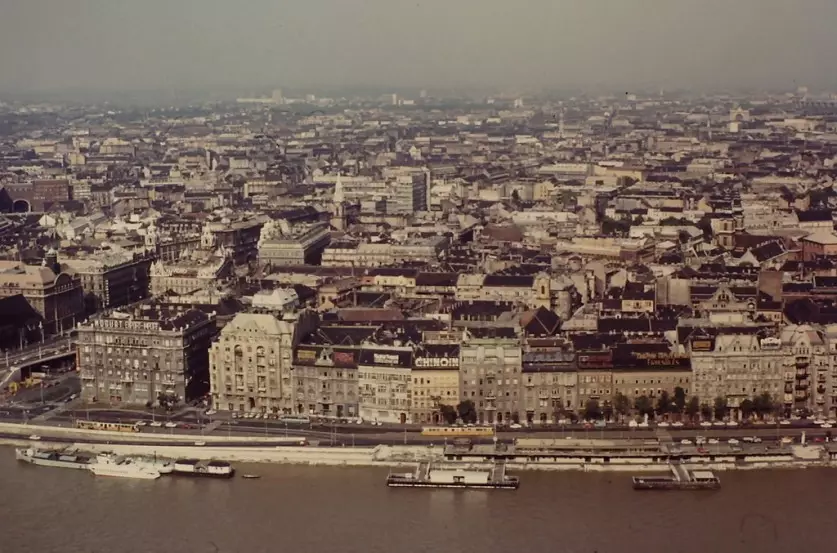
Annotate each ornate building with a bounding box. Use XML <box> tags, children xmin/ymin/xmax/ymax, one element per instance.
<box><xmin>77</xmin><ymin>305</ymin><xmax>215</xmax><ymax>405</ymax></box>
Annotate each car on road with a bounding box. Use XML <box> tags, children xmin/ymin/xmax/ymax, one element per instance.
<box><xmin>509</xmin><ymin>423</ymin><xmax>523</xmax><ymax>430</ymax></box>
<box><xmin>779</xmin><ymin>420</ymin><xmax>791</xmax><ymax>426</ymax></box>
<box><xmin>726</xmin><ymin>421</ymin><xmax>738</xmax><ymax>427</ymax></box>
<box><xmin>680</xmin><ymin>439</ymin><xmax>692</xmax><ymax>445</ymax></box>
<box><xmin>164</xmin><ymin>422</ymin><xmax>177</xmax><ymax>429</ymax></box>
<box><xmin>700</xmin><ymin>421</ymin><xmax>712</xmax><ymax>427</ymax></box>
<box><xmin>28</xmin><ymin>435</ymin><xmax>41</xmax><ymax>440</ymax></box>
<box><xmin>135</xmin><ymin>420</ymin><xmax>147</xmax><ymax>427</ymax></box>
<box><xmin>671</xmin><ymin>421</ymin><xmax>684</xmax><ymax>428</ymax></box>
<box><xmin>821</xmin><ymin>423</ymin><xmax>833</xmax><ymax>429</ymax></box>
<box><xmin>781</xmin><ymin>436</ymin><xmax>794</xmax><ymax>444</ymax></box>
<box><xmin>205</xmin><ymin>409</ymin><xmax>217</xmax><ymax>416</ymax></box>
<box><xmin>713</xmin><ymin>421</ymin><xmax>726</xmax><ymax>427</ymax></box>
<box><xmin>695</xmin><ymin>436</ymin><xmax>706</xmax><ymax>445</ymax></box>
<box><xmin>708</xmin><ymin>438</ymin><xmax>720</xmax><ymax>445</ymax></box>
<box><xmin>149</xmin><ymin>421</ymin><xmax>163</xmax><ymax>428</ymax></box>
<box><xmin>657</xmin><ymin>421</ymin><xmax>670</xmax><ymax>427</ymax></box>
<box><xmin>728</xmin><ymin>438</ymin><xmax>740</xmax><ymax>445</ymax></box>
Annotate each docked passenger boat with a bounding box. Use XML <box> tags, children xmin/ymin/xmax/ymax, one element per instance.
<box><xmin>15</xmin><ymin>447</ymin><xmax>94</xmax><ymax>470</ymax></box>
<box><xmin>89</xmin><ymin>454</ymin><xmax>161</xmax><ymax>480</ymax></box>
<box><xmin>387</xmin><ymin>462</ymin><xmax>519</xmax><ymax>490</ymax></box>
<box><xmin>172</xmin><ymin>459</ymin><xmax>235</xmax><ymax>478</ymax></box>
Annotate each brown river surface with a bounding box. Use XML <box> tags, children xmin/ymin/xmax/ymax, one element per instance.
<box><xmin>1</xmin><ymin>446</ymin><xmax>834</xmax><ymax>553</ymax></box>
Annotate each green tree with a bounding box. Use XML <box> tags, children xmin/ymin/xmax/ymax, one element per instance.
<box><xmin>438</xmin><ymin>404</ymin><xmax>458</xmax><ymax>425</ymax></box>
<box><xmin>584</xmin><ymin>399</ymin><xmax>603</xmax><ymax>421</ymax></box>
<box><xmin>456</xmin><ymin>400</ymin><xmax>477</xmax><ymax>424</ymax></box>
<box><xmin>713</xmin><ymin>396</ymin><xmax>728</xmax><ymax>421</ymax></box>
<box><xmin>700</xmin><ymin>403</ymin><xmax>713</xmax><ymax>421</ymax></box>
<box><xmin>753</xmin><ymin>391</ymin><xmax>774</xmax><ymax>419</ymax></box>
<box><xmin>685</xmin><ymin>396</ymin><xmax>701</xmax><ymax>421</ymax></box>
<box><xmin>739</xmin><ymin>399</ymin><xmax>755</xmax><ymax>420</ymax></box>
<box><xmin>614</xmin><ymin>393</ymin><xmax>631</xmax><ymax>421</ymax></box>
<box><xmin>673</xmin><ymin>387</ymin><xmax>687</xmax><ymax>414</ymax></box>
<box><xmin>634</xmin><ymin>395</ymin><xmax>654</xmax><ymax>418</ymax></box>
<box><xmin>656</xmin><ymin>391</ymin><xmax>672</xmax><ymax>417</ymax></box>
<box><xmin>602</xmin><ymin>401</ymin><xmax>614</xmax><ymax>422</ymax></box>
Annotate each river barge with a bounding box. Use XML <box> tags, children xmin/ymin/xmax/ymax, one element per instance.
<box><xmin>172</xmin><ymin>459</ymin><xmax>235</xmax><ymax>478</ymax></box>
<box><xmin>15</xmin><ymin>447</ymin><xmax>95</xmax><ymax>470</ymax></box>
<box><xmin>387</xmin><ymin>462</ymin><xmax>519</xmax><ymax>490</ymax></box>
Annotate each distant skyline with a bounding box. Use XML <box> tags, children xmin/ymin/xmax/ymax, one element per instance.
<box><xmin>2</xmin><ymin>0</ymin><xmax>837</xmax><ymax>96</ymax></box>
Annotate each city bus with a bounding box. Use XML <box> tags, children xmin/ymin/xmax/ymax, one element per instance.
<box><xmin>420</xmin><ymin>426</ymin><xmax>495</xmax><ymax>438</ymax></box>
<box><xmin>75</xmin><ymin>420</ymin><xmax>140</xmax><ymax>433</ymax></box>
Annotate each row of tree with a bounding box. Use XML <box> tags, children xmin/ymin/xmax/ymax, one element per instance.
<box><xmin>437</xmin><ymin>390</ymin><xmax>781</xmax><ymax>425</ymax></box>
<box><xmin>582</xmin><ymin>389</ymin><xmax>780</xmax><ymax>422</ymax></box>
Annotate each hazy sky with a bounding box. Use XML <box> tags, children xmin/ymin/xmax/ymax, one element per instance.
<box><xmin>2</xmin><ymin>0</ymin><xmax>837</xmax><ymax>94</ymax></box>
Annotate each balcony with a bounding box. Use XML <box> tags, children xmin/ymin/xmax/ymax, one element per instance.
<box><xmin>524</xmin><ymin>381</ymin><xmax>535</xmax><ymax>388</ymax></box>
<box><xmin>796</xmin><ymin>371</ymin><xmax>808</xmax><ymax>379</ymax></box>
<box><xmin>538</xmin><ymin>390</ymin><xmax>550</xmax><ymax>400</ymax></box>
<box><xmin>321</xmin><ymin>396</ymin><xmax>332</xmax><ymax>404</ymax></box>
<box><xmin>795</xmin><ymin>383</ymin><xmax>809</xmax><ymax>391</ymax></box>
<box><xmin>796</xmin><ymin>358</ymin><xmax>810</xmax><ymax>368</ymax></box>
<box><xmin>485</xmin><ymin>393</ymin><xmax>497</xmax><ymax>400</ymax></box>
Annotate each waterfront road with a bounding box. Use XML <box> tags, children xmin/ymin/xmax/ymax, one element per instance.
<box><xmin>1</xmin><ymin>414</ymin><xmax>834</xmax><ymax>447</ymax></box>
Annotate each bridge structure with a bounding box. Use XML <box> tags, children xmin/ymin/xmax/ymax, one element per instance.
<box><xmin>0</xmin><ymin>339</ymin><xmax>77</xmax><ymax>390</ymax></box>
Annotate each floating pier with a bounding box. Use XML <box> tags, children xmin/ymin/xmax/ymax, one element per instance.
<box><xmin>632</xmin><ymin>462</ymin><xmax>720</xmax><ymax>490</ymax></box>
<box><xmin>387</xmin><ymin>461</ymin><xmax>519</xmax><ymax>490</ymax></box>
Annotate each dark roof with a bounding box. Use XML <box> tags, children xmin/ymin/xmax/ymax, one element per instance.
<box><xmin>415</xmin><ymin>272</ymin><xmax>458</xmax><ymax>287</ymax></box>
<box><xmin>796</xmin><ymin>209</ymin><xmax>833</xmax><ymax>223</ymax></box>
<box><xmin>520</xmin><ymin>307</ymin><xmax>561</xmax><ymax>337</ymax></box>
<box><xmin>483</xmin><ymin>274</ymin><xmax>535</xmax><ymax>287</ymax></box>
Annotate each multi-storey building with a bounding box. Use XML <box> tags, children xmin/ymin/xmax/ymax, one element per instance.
<box><xmin>357</xmin><ymin>345</ymin><xmax>413</xmax><ymax>424</ymax></box>
<box><xmin>781</xmin><ymin>325</ymin><xmax>829</xmax><ymax>416</ymax></box>
<box><xmin>690</xmin><ymin>333</ymin><xmax>786</xmax><ymax>415</ymax></box>
<box><xmin>150</xmin><ymin>255</ymin><xmax>232</xmax><ymax>296</ymax></box>
<box><xmin>459</xmin><ymin>330</ymin><xmax>523</xmax><ymax>424</ymax></box>
<box><xmin>0</xmin><ymin>257</ymin><xmax>84</xmax><ymax>335</ymax></box>
<box><xmin>200</xmin><ymin>217</ymin><xmax>265</xmax><ymax>266</ymax></box>
<box><xmin>209</xmin><ymin>312</ymin><xmax>316</xmax><ymax>413</ymax></box>
<box><xmin>410</xmin><ymin>344</ymin><xmax>460</xmax><ymax>424</ymax></box>
<box><xmin>292</xmin><ymin>344</ymin><xmax>359</xmax><ymax>417</ymax></box>
<box><xmin>257</xmin><ymin>221</ymin><xmax>331</xmax><ymax>266</ymax></box>
<box><xmin>61</xmin><ymin>250</ymin><xmax>155</xmax><ymax>313</ymax></box>
<box><xmin>521</xmin><ymin>338</ymin><xmax>577</xmax><ymax>423</ymax></box>
<box><xmin>77</xmin><ymin>304</ymin><xmax>215</xmax><ymax>405</ymax></box>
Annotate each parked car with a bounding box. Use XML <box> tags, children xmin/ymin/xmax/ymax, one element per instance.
<box><xmin>671</xmin><ymin>421</ymin><xmax>684</xmax><ymax>428</ymax></box>
<box><xmin>149</xmin><ymin>421</ymin><xmax>163</xmax><ymax>428</ymax></box>
<box><xmin>728</xmin><ymin>438</ymin><xmax>740</xmax><ymax>445</ymax></box>
<box><xmin>135</xmin><ymin>420</ymin><xmax>147</xmax><ymax>427</ymax></box>
<box><xmin>657</xmin><ymin>421</ymin><xmax>670</xmax><ymax>428</ymax></box>
<box><xmin>164</xmin><ymin>422</ymin><xmax>177</xmax><ymax>429</ymax></box>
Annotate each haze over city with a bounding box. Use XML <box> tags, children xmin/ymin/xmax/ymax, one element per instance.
<box><xmin>2</xmin><ymin>0</ymin><xmax>837</xmax><ymax>96</ymax></box>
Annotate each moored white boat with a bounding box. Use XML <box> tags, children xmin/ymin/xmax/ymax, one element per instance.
<box><xmin>89</xmin><ymin>454</ymin><xmax>160</xmax><ymax>480</ymax></box>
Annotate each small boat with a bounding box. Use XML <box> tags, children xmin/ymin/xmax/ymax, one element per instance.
<box><xmin>242</xmin><ymin>474</ymin><xmax>261</xmax><ymax>479</ymax></box>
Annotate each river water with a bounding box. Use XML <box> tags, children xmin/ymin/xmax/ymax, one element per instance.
<box><xmin>1</xmin><ymin>447</ymin><xmax>834</xmax><ymax>553</ymax></box>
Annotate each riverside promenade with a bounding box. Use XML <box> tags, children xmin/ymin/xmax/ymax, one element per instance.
<box><xmin>4</xmin><ymin>421</ymin><xmax>837</xmax><ymax>473</ymax></box>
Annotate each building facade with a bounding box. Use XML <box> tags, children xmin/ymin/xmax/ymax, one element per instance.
<box><xmin>77</xmin><ymin>305</ymin><xmax>215</xmax><ymax>405</ymax></box>
<box><xmin>459</xmin><ymin>333</ymin><xmax>523</xmax><ymax>424</ymax></box>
